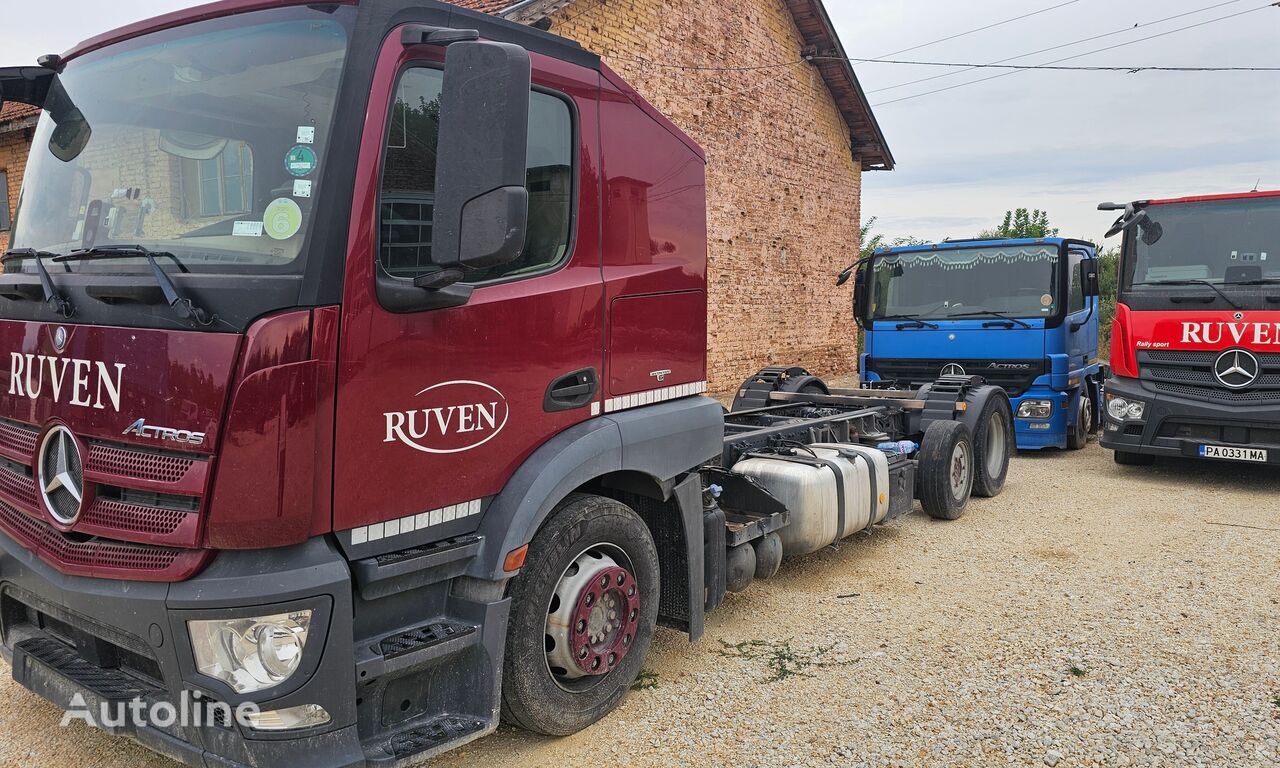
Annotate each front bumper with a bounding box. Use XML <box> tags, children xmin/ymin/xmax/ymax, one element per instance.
<box><xmin>1101</xmin><ymin>375</ymin><xmax>1280</xmax><ymax>463</ymax></box>
<box><xmin>1011</xmin><ymin>391</ymin><xmax>1070</xmax><ymax>450</ymax></box>
<box><xmin>0</xmin><ymin>533</ymin><xmax>365</xmax><ymax>767</ymax></box>
<box><xmin>0</xmin><ymin>528</ymin><xmax>510</xmax><ymax>766</ymax></box>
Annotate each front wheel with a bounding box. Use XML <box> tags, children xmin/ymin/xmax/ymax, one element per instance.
<box><xmin>918</xmin><ymin>420</ymin><xmax>975</xmax><ymax>520</ymax></box>
<box><xmin>1067</xmin><ymin>390</ymin><xmax>1093</xmax><ymax>450</ymax></box>
<box><xmin>971</xmin><ymin>392</ymin><xmax>1013</xmax><ymax>498</ymax></box>
<box><xmin>500</xmin><ymin>494</ymin><xmax>659</xmax><ymax>736</ymax></box>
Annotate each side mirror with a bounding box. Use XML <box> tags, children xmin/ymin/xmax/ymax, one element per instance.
<box><xmin>851</xmin><ymin>261</ymin><xmax>871</xmax><ymax>327</ymax></box>
<box><xmin>1105</xmin><ymin>208</ymin><xmax>1147</xmax><ymax>239</ymax></box>
<box><xmin>430</xmin><ymin>40</ymin><xmax>531</xmax><ymax>272</ymax></box>
<box><xmin>1084</xmin><ymin>259</ymin><xmax>1100</xmax><ymax>296</ymax></box>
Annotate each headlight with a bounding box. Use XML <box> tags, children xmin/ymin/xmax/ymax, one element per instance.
<box><xmin>1106</xmin><ymin>395</ymin><xmax>1146</xmax><ymax>421</ymax></box>
<box><xmin>189</xmin><ymin>610</ymin><xmax>312</xmax><ymax>693</ymax></box>
<box><xmin>1017</xmin><ymin>399</ymin><xmax>1053</xmax><ymax>419</ymax></box>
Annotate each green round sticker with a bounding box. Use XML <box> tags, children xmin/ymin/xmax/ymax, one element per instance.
<box><xmin>264</xmin><ymin>198</ymin><xmax>303</xmax><ymax>240</ymax></box>
<box><xmin>285</xmin><ymin>145</ymin><xmax>317</xmax><ymax>177</ymax></box>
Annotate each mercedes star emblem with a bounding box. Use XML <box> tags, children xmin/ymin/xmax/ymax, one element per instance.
<box><xmin>1212</xmin><ymin>348</ymin><xmax>1261</xmax><ymax>390</ymax></box>
<box><xmin>53</xmin><ymin>326</ymin><xmax>68</xmax><ymax>351</ymax></box>
<box><xmin>37</xmin><ymin>425</ymin><xmax>86</xmax><ymax>526</ymax></box>
<box><xmin>941</xmin><ymin>363</ymin><xmax>967</xmax><ymax>377</ymax></box>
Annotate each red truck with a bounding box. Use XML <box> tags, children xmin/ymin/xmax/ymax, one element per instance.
<box><xmin>1099</xmin><ymin>190</ymin><xmax>1280</xmax><ymax>466</ymax></box>
<box><xmin>0</xmin><ymin>1</ymin><xmax>1013</xmax><ymax>765</ymax></box>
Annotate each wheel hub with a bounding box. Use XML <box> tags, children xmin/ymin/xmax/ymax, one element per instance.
<box><xmin>545</xmin><ymin>549</ymin><xmax>641</xmax><ymax>680</ymax></box>
<box><xmin>950</xmin><ymin>441</ymin><xmax>971</xmax><ymax>499</ymax></box>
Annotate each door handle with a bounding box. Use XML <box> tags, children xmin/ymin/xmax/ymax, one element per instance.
<box><xmin>545</xmin><ymin>368</ymin><xmax>599</xmax><ymax>412</ymax></box>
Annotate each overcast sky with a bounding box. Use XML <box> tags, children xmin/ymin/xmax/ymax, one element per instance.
<box><xmin>830</xmin><ymin>0</ymin><xmax>1279</xmax><ymax>244</ymax></box>
<box><xmin>2</xmin><ymin>0</ymin><xmax>1276</xmax><ymax>245</ymax></box>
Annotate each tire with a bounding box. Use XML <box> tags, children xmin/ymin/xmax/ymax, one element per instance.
<box><xmin>971</xmin><ymin>392</ymin><xmax>1013</xmax><ymax>498</ymax></box>
<box><xmin>1113</xmin><ymin>449</ymin><xmax>1155</xmax><ymax>466</ymax></box>
<box><xmin>918</xmin><ymin>420</ymin><xmax>975</xmax><ymax>520</ymax></box>
<box><xmin>500</xmin><ymin>494</ymin><xmax>660</xmax><ymax>736</ymax></box>
<box><xmin>1067</xmin><ymin>390</ymin><xmax>1092</xmax><ymax>450</ymax></box>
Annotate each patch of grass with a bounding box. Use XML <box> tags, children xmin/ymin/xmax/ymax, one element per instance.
<box><xmin>1068</xmin><ymin>665</ymin><xmax>1088</xmax><ymax>678</ymax></box>
<box><xmin>1272</xmin><ymin>695</ymin><xmax>1280</xmax><ymax>709</ymax></box>
<box><xmin>630</xmin><ymin>670</ymin><xmax>659</xmax><ymax>690</ymax></box>
<box><xmin>717</xmin><ymin>638</ymin><xmax>856</xmax><ymax>683</ymax></box>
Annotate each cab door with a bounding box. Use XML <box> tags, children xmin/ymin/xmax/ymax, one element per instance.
<box><xmin>1065</xmin><ymin>247</ymin><xmax>1099</xmax><ymax>367</ymax></box>
<box><xmin>331</xmin><ymin>36</ymin><xmax>603</xmax><ymax>542</ymax></box>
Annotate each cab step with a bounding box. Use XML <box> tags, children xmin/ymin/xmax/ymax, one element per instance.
<box><xmin>388</xmin><ymin>715</ymin><xmax>488</xmax><ymax>760</ymax></box>
<box><xmin>351</xmin><ymin>535</ymin><xmax>481</xmax><ymax>601</ymax></box>
<box><xmin>356</xmin><ymin>619</ymin><xmax>480</xmax><ymax>679</ymax></box>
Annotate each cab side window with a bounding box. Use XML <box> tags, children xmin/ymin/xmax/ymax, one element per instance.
<box><xmin>378</xmin><ymin>67</ymin><xmax>574</xmax><ymax>284</ymax></box>
<box><xmin>1068</xmin><ymin>254</ymin><xmax>1087</xmax><ymax>313</ymax></box>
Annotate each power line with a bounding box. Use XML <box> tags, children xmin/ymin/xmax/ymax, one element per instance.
<box><xmin>866</xmin><ymin>0</ymin><xmax>1250</xmax><ymax>94</ymax></box>
<box><xmin>870</xmin><ymin>2</ymin><xmax>1278</xmax><ymax>107</ymax></box>
<box><xmin>874</xmin><ymin>0</ymin><xmax>1084</xmax><ymax>59</ymax></box>
<box><xmin>831</xmin><ymin>58</ymin><xmax>1280</xmax><ymax>73</ymax></box>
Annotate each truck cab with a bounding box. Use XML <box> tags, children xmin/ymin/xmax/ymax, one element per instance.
<box><xmin>855</xmin><ymin>238</ymin><xmax>1104</xmax><ymax>450</ymax></box>
<box><xmin>0</xmin><ymin>2</ymin><xmax>719</xmax><ymax>764</ymax></box>
<box><xmin>1098</xmin><ymin>190</ymin><xmax>1280</xmax><ymax>466</ymax></box>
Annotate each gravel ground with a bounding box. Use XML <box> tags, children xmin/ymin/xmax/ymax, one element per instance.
<box><xmin>0</xmin><ymin>442</ymin><xmax>1277</xmax><ymax>767</ymax></box>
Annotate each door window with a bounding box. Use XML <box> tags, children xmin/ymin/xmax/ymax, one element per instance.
<box><xmin>1069</xmin><ymin>254</ymin><xmax>1086</xmax><ymax>313</ymax></box>
<box><xmin>378</xmin><ymin>67</ymin><xmax>574</xmax><ymax>284</ymax></box>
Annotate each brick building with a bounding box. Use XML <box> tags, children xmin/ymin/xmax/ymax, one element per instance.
<box><xmin>456</xmin><ymin>0</ymin><xmax>893</xmax><ymax>390</ymax></box>
<box><xmin>0</xmin><ymin>103</ymin><xmax>38</xmax><ymax>253</ymax></box>
<box><xmin>0</xmin><ymin>0</ymin><xmax>892</xmax><ymax>391</ymax></box>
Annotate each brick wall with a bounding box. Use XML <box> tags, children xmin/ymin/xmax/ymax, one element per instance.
<box><xmin>543</xmin><ymin>0</ymin><xmax>863</xmax><ymax>392</ymax></box>
<box><xmin>0</xmin><ymin>128</ymin><xmax>30</xmax><ymax>253</ymax></box>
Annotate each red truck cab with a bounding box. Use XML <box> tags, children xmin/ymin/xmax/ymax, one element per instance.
<box><xmin>0</xmin><ymin>1</ymin><xmax>721</xmax><ymax>764</ymax></box>
<box><xmin>1099</xmin><ymin>190</ymin><xmax>1280</xmax><ymax>466</ymax></box>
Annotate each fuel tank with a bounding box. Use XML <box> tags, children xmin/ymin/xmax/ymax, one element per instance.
<box><xmin>732</xmin><ymin>443</ymin><xmax>889</xmax><ymax>557</ymax></box>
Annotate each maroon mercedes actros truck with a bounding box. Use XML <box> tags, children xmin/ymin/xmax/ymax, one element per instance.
<box><xmin>0</xmin><ymin>1</ymin><xmax>1014</xmax><ymax>764</ymax></box>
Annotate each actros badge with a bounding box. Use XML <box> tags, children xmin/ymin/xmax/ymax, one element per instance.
<box><xmin>123</xmin><ymin>418</ymin><xmax>206</xmax><ymax>446</ymax></box>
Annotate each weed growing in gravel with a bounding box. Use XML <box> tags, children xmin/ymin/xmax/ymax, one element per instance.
<box><xmin>631</xmin><ymin>670</ymin><xmax>659</xmax><ymax>690</ymax></box>
<box><xmin>1069</xmin><ymin>665</ymin><xmax>1088</xmax><ymax>678</ymax></box>
<box><xmin>717</xmin><ymin>639</ymin><xmax>856</xmax><ymax>683</ymax></box>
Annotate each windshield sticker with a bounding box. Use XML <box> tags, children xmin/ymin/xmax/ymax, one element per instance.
<box><xmin>296</xmin><ymin>126</ymin><xmax>316</xmax><ymax>145</ymax></box>
<box><xmin>285</xmin><ymin>146</ymin><xmax>318</xmax><ymax>177</ymax></box>
<box><xmin>233</xmin><ymin>221</ymin><xmax>264</xmax><ymax>237</ymax></box>
<box><xmin>264</xmin><ymin>198</ymin><xmax>304</xmax><ymax>240</ymax></box>
<box><xmin>293</xmin><ymin>179</ymin><xmax>313</xmax><ymax>199</ymax></box>
<box><xmin>1040</xmin><ymin>294</ymin><xmax>1053</xmax><ymax>307</ymax></box>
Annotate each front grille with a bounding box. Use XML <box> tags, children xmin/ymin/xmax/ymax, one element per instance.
<box><xmin>1138</xmin><ymin>350</ymin><xmax>1280</xmax><ymax>405</ymax></box>
<box><xmin>867</xmin><ymin>358</ymin><xmax>1045</xmax><ymax>396</ymax></box>
<box><xmin>86</xmin><ymin>442</ymin><xmax>195</xmax><ymax>484</ymax></box>
<box><xmin>0</xmin><ymin>500</ymin><xmax>207</xmax><ymax>580</ymax></box>
<box><xmin>0</xmin><ymin>419</ymin><xmax>38</xmax><ymax>457</ymax></box>
<box><xmin>0</xmin><ymin>419</ymin><xmax>209</xmax><ymax>580</ymax></box>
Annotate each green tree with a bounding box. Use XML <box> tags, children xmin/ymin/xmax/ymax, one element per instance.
<box><xmin>860</xmin><ymin>216</ymin><xmax>925</xmax><ymax>260</ymax></box>
<box><xmin>1096</xmin><ymin>246</ymin><xmax>1120</xmax><ymax>358</ymax></box>
<box><xmin>977</xmin><ymin>208</ymin><xmax>1059</xmax><ymax>239</ymax></box>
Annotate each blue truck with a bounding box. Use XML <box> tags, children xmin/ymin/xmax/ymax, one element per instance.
<box><xmin>849</xmin><ymin>238</ymin><xmax>1104</xmax><ymax>450</ymax></box>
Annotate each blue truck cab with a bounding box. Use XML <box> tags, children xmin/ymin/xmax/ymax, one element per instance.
<box><xmin>853</xmin><ymin>238</ymin><xmax>1104</xmax><ymax>450</ymax></box>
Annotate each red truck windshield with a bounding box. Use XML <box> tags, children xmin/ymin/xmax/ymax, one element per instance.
<box><xmin>1123</xmin><ymin>196</ymin><xmax>1280</xmax><ymax>290</ymax></box>
<box><xmin>8</xmin><ymin>6</ymin><xmax>352</xmax><ymax>275</ymax></box>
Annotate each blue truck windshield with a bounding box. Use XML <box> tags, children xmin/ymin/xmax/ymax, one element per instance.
<box><xmin>869</xmin><ymin>244</ymin><xmax>1060</xmax><ymax>321</ymax></box>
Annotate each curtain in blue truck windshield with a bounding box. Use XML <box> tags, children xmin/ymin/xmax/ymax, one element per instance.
<box><xmin>871</xmin><ymin>245</ymin><xmax>1059</xmax><ymax>320</ymax></box>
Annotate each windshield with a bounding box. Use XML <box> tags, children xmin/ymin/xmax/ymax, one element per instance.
<box><xmin>1123</xmin><ymin>197</ymin><xmax>1280</xmax><ymax>289</ymax></box>
<box><xmin>868</xmin><ymin>244</ymin><xmax>1060</xmax><ymax>322</ymax></box>
<box><xmin>7</xmin><ymin>6</ymin><xmax>352</xmax><ymax>274</ymax></box>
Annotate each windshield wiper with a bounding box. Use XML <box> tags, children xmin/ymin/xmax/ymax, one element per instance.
<box><xmin>52</xmin><ymin>245</ymin><xmax>214</xmax><ymax>326</ymax></box>
<box><xmin>874</xmin><ymin>313</ymin><xmax>940</xmax><ymax>330</ymax></box>
<box><xmin>946</xmin><ymin>309</ymin><xmax>1032</xmax><ymax>329</ymax></box>
<box><xmin>0</xmin><ymin>248</ymin><xmax>75</xmax><ymax>317</ymax></box>
<box><xmin>1129</xmin><ymin>279</ymin><xmax>1242</xmax><ymax>310</ymax></box>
